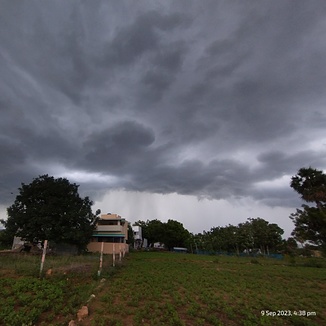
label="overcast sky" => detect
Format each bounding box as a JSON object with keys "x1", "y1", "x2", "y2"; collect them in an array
[{"x1": 1, "y1": 1, "x2": 326, "y2": 237}]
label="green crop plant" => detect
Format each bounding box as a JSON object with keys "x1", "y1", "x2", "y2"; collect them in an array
[
  {"x1": 2, "y1": 251, "x2": 325, "y2": 325},
  {"x1": 84, "y1": 251, "x2": 325, "y2": 325},
  {"x1": 0, "y1": 252, "x2": 111, "y2": 325}
]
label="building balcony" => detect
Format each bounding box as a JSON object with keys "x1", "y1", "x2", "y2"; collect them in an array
[{"x1": 96, "y1": 225, "x2": 123, "y2": 232}]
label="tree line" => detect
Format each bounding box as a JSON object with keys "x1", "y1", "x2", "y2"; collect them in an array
[
  {"x1": 190, "y1": 218, "x2": 284, "y2": 255},
  {"x1": 131, "y1": 217, "x2": 299, "y2": 255}
]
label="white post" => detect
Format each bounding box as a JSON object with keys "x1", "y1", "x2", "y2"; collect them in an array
[
  {"x1": 39, "y1": 240, "x2": 48, "y2": 277},
  {"x1": 98, "y1": 242, "x2": 104, "y2": 277},
  {"x1": 113, "y1": 243, "x2": 115, "y2": 267},
  {"x1": 119, "y1": 244, "x2": 122, "y2": 262}
]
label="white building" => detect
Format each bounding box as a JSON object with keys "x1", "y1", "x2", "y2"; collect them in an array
[{"x1": 133, "y1": 225, "x2": 143, "y2": 249}]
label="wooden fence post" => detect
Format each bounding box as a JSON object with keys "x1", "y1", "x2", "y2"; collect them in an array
[
  {"x1": 113, "y1": 243, "x2": 115, "y2": 267},
  {"x1": 39, "y1": 240, "x2": 48, "y2": 277},
  {"x1": 98, "y1": 242, "x2": 104, "y2": 277}
]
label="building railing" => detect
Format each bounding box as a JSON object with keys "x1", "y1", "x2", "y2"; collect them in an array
[{"x1": 96, "y1": 225, "x2": 123, "y2": 232}]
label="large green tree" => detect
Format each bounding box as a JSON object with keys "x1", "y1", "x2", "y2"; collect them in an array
[
  {"x1": 161, "y1": 219, "x2": 190, "y2": 250},
  {"x1": 248, "y1": 218, "x2": 284, "y2": 254},
  {"x1": 134, "y1": 219, "x2": 164, "y2": 246},
  {"x1": 290, "y1": 167, "x2": 326, "y2": 207},
  {"x1": 290, "y1": 167, "x2": 326, "y2": 249},
  {"x1": 134, "y1": 219, "x2": 190, "y2": 249},
  {"x1": 1, "y1": 175, "x2": 100, "y2": 251}
]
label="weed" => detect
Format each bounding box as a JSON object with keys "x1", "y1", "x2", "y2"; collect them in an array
[
  {"x1": 0, "y1": 252, "x2": 111, "y2": 325},
  {"x1": 302, "y1": 259, "x2": 324, "y2": 268},
  {"x1": 2, "y1": 251, "x2": 325, "y2": 325},
  {"x1": 250, "y1": 258, "x2": 260, "y2": 264},
  {"x1": 86, "y1": 251, "x2": 325, "y2": 325},
  {"x1": 289, "y1": 256, "x2": 297, "y2": 265}
]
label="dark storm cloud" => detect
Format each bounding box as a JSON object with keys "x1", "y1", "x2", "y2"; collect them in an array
[
  {"x1": 81, "y1": 121, "x2": 155, "y2": 172},
  {"x1": 257, "y1": 149, "x2": 326, "y2": 177},
  {"x1": 102, "y1": 11, "x2": 190, "y2": 67},
  {"x1": 1, "y1": 0, "x2": 326, "y2": 208}
]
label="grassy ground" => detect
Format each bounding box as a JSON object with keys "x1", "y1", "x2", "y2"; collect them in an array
[
  {"x1": 0, "y1": 252, "x2": 116, "y2": 326},
  {"x1": 0, "y1": 251, "x2": 325, "y2": 325},
  {"x1": 83, "y1": 252, "x2": 326, "y2": 326}
]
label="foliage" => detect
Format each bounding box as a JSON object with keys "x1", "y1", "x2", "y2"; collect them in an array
[
  {"x1": 290, "y1": 205, "x2": 326, "y2": 247},
  {"x1": 134, "y1": 219, "x2": 190, "y2": 249},
  {"x1": 191, "y1": 218, "x2": 283, "y2": 255},
  {"x1": 281, "y1": 237, "x2": 298, "y2": 255},
  {"x1": 290, "y1": 167, "x2": 326, "y2": 250},
  {"x1": 249, "y1": 218, "x2": 284, "y2": 254},
  {"x1": 0, "y1": 229, "x2": 13, "y2": 249},
  {"x1": 0, "y1": 253, "x2": 105, "y2": 325},
  {"x1": 161, "y1": 219, "x2": 191, "y2": 250},
  {"x1": 87, "y1": 252, "x2": 326, "y2": 325},
  {"x1": 290, "y1": 167, "x2": 326, "y2": 206},
  {"x1": 1, "y1": 175, "x2": 100, "y2": 251},
  {"x1": 1, "y1": 251, "x2": 325, "y2": 325},
  {"x1": 126, "y1": 224, "x2": 134, "y2": 245}
]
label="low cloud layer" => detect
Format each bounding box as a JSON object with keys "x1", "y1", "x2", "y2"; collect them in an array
[{"x1": 1, "y1": 1, "x2": 326, "y2": 214}]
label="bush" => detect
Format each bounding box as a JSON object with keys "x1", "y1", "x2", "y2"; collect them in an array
[{"x1": 302, "y1": 259, "x2": 324, "y2": 268}]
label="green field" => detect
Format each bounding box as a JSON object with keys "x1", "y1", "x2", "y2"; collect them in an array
[
  {"x1": 85, "y1": 252, "x2": 326, "y2": 326},
  {"x1": 0, "y1": 252, "x2": 325, "y2": 326},
  {"x1": 0, "y1": 252, "x2": 115, "y2": 326}
]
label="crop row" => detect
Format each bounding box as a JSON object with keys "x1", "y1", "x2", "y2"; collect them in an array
[{"x1": 86, "y1": 252, "x2": 326, "y2": 326}]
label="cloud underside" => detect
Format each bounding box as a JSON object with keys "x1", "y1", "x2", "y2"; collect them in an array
[{"x1": 1, "y1": 1, "x2": 326, "y2": 207}]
